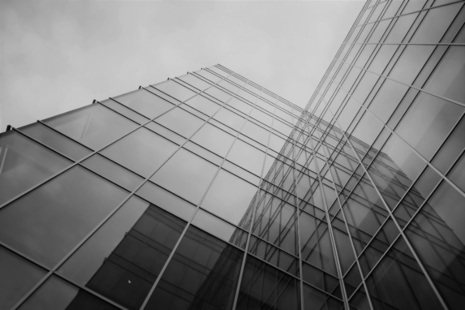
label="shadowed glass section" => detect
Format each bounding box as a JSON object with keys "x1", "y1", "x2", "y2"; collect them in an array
[
  {"x1": 145, "y1": 226, "x2": 242, "y2": 310},
  {"x1": 0, "y1": 246, "x2": 46, "y2": 309},
  {"x1": 19, "y1": 276, "x2": 118, "y2": 310},
  {"x1": 236, "y1": 254, "x2": 300, "y2": 310},
  {"x1": 0, "y1": 166, "x2": 128, "y2": 267}
]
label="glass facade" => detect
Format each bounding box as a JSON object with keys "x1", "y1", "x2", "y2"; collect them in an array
[{"x1": 1, "y1": 1, "x2": 464, "y2": 309}]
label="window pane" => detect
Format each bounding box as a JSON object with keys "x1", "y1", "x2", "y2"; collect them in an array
[
  {"x1": 62, "y1": 201, "x2": 185, "y2": 309},
  {"x1": 242, "y1": 120, "x2": 269, "y2": 144},
  {"x1": 46, "y1": 104, "x2": 138, "y2": 150},
  {"x1": 178, "y1": 74, "x2": 210, "y2": 91},
  {"x1": 0, "y1": 166, "x2": 128, "y2": 267},
  {"x1": 19, "y1": 276, "x2": 118, "y2": 310},
  {"x1": 185, "y1": 95, "x2": 221, "y2": 116},
  {"x1": 237, "y1": 255, "x2": 300, "y2": 310},
  {"x1": 411, "y1": 3, "x2": 462, "y2": 43},
  {"x1": 146, "y1": 226, "x2": 242, "y2": 310},
  {"x1": 20, "y1": 122, "x2": 92, "y2": 161},
  {"x1": 151, "y1": 149, "x2": 218, "y2": 204},
  {"x1": 0, "y1": 246, "x2": 46, "y2": 309},
  {"x1": 58, "y1": 197, "x2": 148, "y2": 284},
  {"x1": 191, "y1": 124, "x2": 235, "y2": 157},
  {"x1": 228, "y1": 139, "x2": 265, "y2": 176},
  {"x1": 396, "y1": 92, "x2": 463, "y2": 160},
  {"x1": 365, "y1": 238, "x2": 443, "y2": 310},
  {"x1": 136, "y1": 181, "x2": 197, "y2": 222},
  {"x1": 0, "y1": 131, "x2": 71, "y2": 206},
  {"x1": 100, "y1": 99, "x2": 149, "y2": 124},
  {"x1": 101, "y1": 128, "x2": 178, "y2": 177},
  {"x1": 390, "y1": 45, "x2": 435, "y2": 86},
  {"x1": 423, "y1": 46, "x2": 465, "y2": 103},
  {"x1": 156, "y1": 108, "x2": 204, "y2": 138},
  {"x1": 213, "y1": 108, "x2": 246, "y2": 132},
  {"x1": 202, "y1": 170, "x2": 258, "y2": 225},
  {"x1": 81, "y1": 154, "x2": 144, "y2": 191},
  {"x1": 155, "y1": 80, "x2": 196, "y2": 102},
  {"x1": 113, "y1": 89, "x2": 174, "y2": 119}
]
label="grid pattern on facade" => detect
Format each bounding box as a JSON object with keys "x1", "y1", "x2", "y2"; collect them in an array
[
  {"x1": 1, "y1": 0, "x2": 465, "y2": 309},
  {"x1": 305, "y1": 0, "x2": 465, "y2": 309}
]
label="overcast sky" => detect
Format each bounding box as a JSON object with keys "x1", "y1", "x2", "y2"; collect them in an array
[{"x1": 0, "y1": 0, "x2": 363, "y2": 130}]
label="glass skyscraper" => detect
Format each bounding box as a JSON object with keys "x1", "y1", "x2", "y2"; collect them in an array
[{"x1": 1, "y1": 1, "x2": 464, "y2": 309}]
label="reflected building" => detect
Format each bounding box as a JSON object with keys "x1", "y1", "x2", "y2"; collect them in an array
[{"x1": 1, "y1": 1, "x2": 465, "y2": 309}]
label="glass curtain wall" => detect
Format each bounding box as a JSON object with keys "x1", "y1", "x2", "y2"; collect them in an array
[{"x1": 1, "y1": 0, "x2": 465, "y2": 309}]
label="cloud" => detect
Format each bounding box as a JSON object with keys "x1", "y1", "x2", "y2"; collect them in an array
[{"x1": 0, "y1": 0, "x2": 364, "y2": 130}]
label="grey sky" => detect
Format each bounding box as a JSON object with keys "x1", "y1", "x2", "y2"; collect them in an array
[{"x1": 0, "y1": 0, "x2": 363, "y2": 130}]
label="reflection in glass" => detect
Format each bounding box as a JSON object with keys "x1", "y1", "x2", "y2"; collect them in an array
[
  {"x1": 156, "y1": 108, "x2": 204, "y2": 138},
  {"x1": 396, "y1": 92, "x2": 463, "y2": 160},
  {"x1": 20, "y1": 122, "x2": 91, "y2": 161},
  {"x1": 146, "y1": 226, "x2": 242, "y2": 310},
  {"x1": 101, "y1": 128, "x2": 178, "y2": 177},
  {"x1": 0, "y1": 166, "x2": 128, "y2": 267},
  {"x1": 113, "y1": 89, "x2": 174, "y2": 119},
  {"x1": 191, "y1": 123, "x2": 235, "y2": 157},
  {"x1": 0, "y1": 131, "x2": 71, "y2": 206},
  {"x1": 237, "y1": 255, "x2": 300, "y2": 310},
  {"x1": 151, "y1": 149, "x2": 218, "y2": 204},
  {"x1": 19, "y1": 276, "x2": 118, "y2": 310},
  {"x1": 46, "y1": 104, "x2": 138, "y2": 150},
  {"x1": 155, "y1": 80, "x2": 196, "y2": 102},
  {"x1": 202, "y1": 170, "x2": 258, "y2": 225},
  {"x1": 0, "y1": 246, "x2": 46, "y2": 309}
]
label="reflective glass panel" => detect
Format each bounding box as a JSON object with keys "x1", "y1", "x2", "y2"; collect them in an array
[
  {"x1": 21, "y1": 122, "x2": 91, "y2": 161},
  {"x1": 155, "y1": 80, "x2": 196, "y2": 102},
  {"x1": 46, "y1": 104, "x2": 138, "y2": 150},
  {"x1": 423, "y1": 46, "x2": 465, "y2": 103},
  {"x1": 146, "y1": 226, "x2": 242, "y2": 310},
  {"x1": 113, "y1": 89, "x2": 175, "y2": 119},
  {"x1": 151, "y1": 149, "x2": 218, "y2": 204},
  {"x1": 237, "y1": 255, "x2": 300, "y2": 310},
  {"x1": 0, "y1": 131, "x2": 71, "y2": 206},
  {"x1": 101, "y1": 127, "x2": 178, "y2": 177},
  {"x1": 0, "y1": 166, "x2": 128, "y2": 267},
  {"x1": 81, "y1": 154, "x2": 143, "y2": 191},
  {"x1": 0, "y1": 246, "x2": 46, "y2": 309},
  {"x1": 191, "y1": 123, "x2": 235, "y2": 157},
  {"x1": 185, "y1": 95, "x2": 221, "y2": 116},
  {"x1": 396, "y1": 92, "x2": 463, "y2": 160},
  {"x1": 156, "y1": 108, "x2": 204, "y2": 138},
  {"x1": 227, "y1": 139, "x2": 265, "y2": 177},
  {"x1": 202, "y1": 170, "x2": 258, "y2": 225},
  {"x1": 19, "y1": 276, "x2": 118, "y2": 310}
]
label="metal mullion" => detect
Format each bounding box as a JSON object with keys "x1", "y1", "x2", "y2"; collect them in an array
[
  {"x1": 344, "y1": 61, "x2": 465, "y2": 108},
  {"x1": 317, "y1": 136, "x2": 375, "y2": 309},
  {"x1": 306, "y1": 0, "x2": 371, "y2": 112},
  {"x1": 324, "y1": 106, "x2": 450, "y2": 310},
  {"x1": 138, "y1": 73, "x2": 253, "y2": 310},
  {"x1": 350, "y1": 42, "x2": 465, "y2": 46},
  {"x1": 0, "y1": 82, "x2": 197, "y2": 213},
  {"x1": 360, "y1": 0, "x2": 465, "y2": 27},
  {"x1": 215, "y1": 66, "x2": 301, "y2": 113},
  {"x1": 285, "y1": 128, "x2": 305, "y2": 310},
  {"x1": 305, "y1": 129, "x2": 350, "y2": 310},
  {"x1": 320, "y1": 70, "x2": 465, "y2": 200}
]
